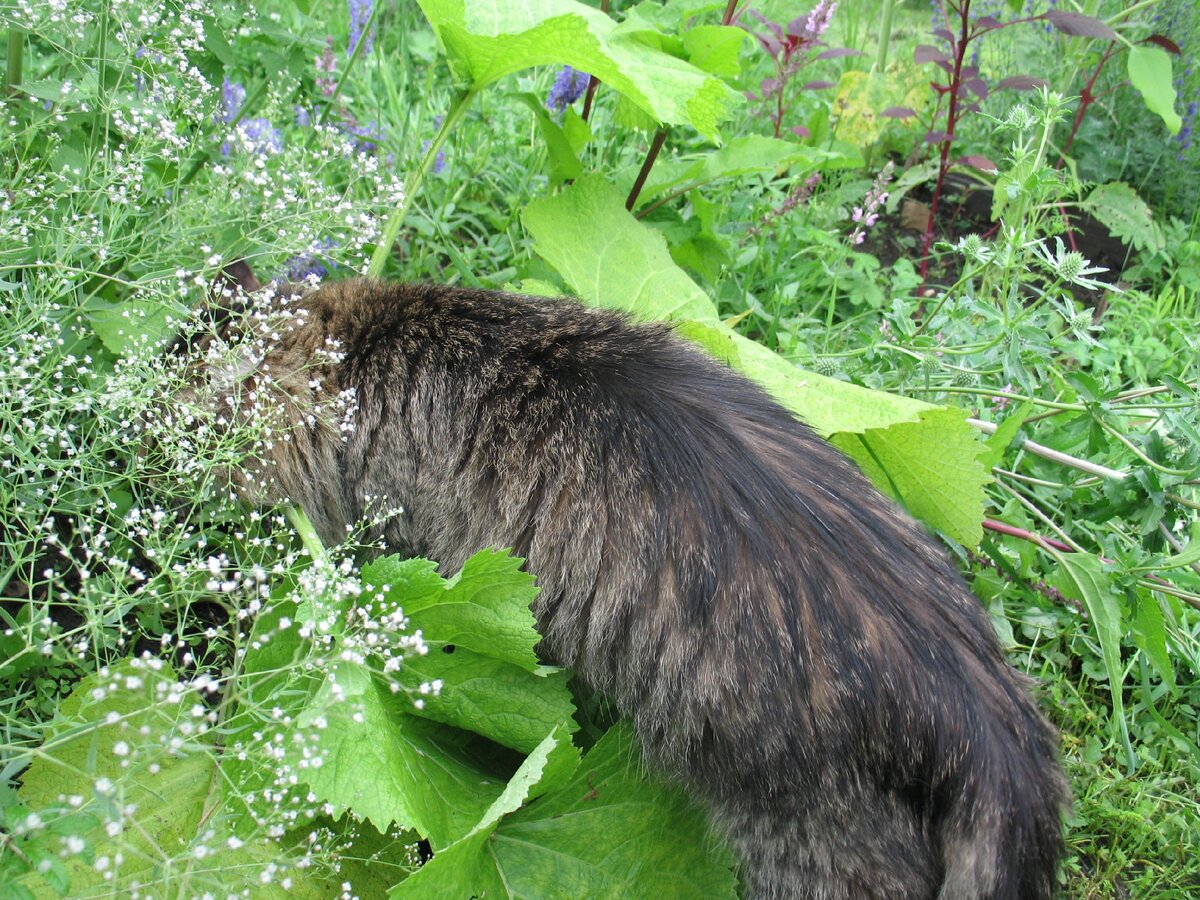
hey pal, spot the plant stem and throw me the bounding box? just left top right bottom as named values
left=369, top=86, right=478, bottom=277
left=919, top=0, right=972, bottom=285
left=968, top=417, right=1130, bottom=480
left=284, top=504, right=326, bottom=563
left=626, top=127, right=669, bottom=211
left=5, top=27, right=22, bottom=98
left=875, top=0, right=896, bottom=72
left=318, top=0, right=380, bottom=128
left=582, top=0, right=612, bottom=122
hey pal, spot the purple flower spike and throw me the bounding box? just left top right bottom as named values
left=220, top=77, right=245, bottom=124
left=546, top=66, right=591, bottom=113
left=348, top=0, right=376, bottom=57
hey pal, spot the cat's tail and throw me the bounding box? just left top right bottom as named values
left=937, top=702, right=1068, bottom=900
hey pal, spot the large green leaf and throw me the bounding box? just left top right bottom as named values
left=393, top=722, right=737, bottom=899
left=15, top=661, right=343, bottom=898
left=523, top=176, right=931, bottom=435
left=417, top=0, right=741, bottom=141
left=831, top=406, right=990, bottom=547
left=293, top=662, right=504, bottom=847
left=230, top=552, right=575, bottom=849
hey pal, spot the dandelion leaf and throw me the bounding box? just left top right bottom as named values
left=392, top=722, right=737, bottom=899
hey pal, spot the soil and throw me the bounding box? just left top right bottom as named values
left=862, top=172, right=1132, bottom=311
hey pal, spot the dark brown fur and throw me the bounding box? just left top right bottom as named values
left=198, top=278, right=1068, bottom=899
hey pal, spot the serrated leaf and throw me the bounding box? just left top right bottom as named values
left=1127, top=44, right=1182, bottom=134
left=417, top=0, right=741, bottom=142
left=296, top=663, right=503, bottom=847
left=398, top=647, right=576, bottom=753
left=523, top=175, right=936, bottom=439
left=1082, top=182, right=1165, bottom=254
left=393, top=723, right=736, bottom=900
left=1131, top=592, right=1175, bottom=690
left=365, top=550, right=542, bottom=672
left=830, top=406, right=989, bottom=546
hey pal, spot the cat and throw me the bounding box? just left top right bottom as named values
left=189, top=273, right=1068, bottom=899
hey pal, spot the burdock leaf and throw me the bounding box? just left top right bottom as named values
left=831, top=406, right=990, bottom=547
left=416, top=0, right=740, bottom=141
left=523, top=174, right=993, bottom=542
left=392, top=723, right=737, bottom=899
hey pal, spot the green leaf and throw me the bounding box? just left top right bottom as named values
left=630, top=135, right=860, bottom=206
left=681, top=24, right=748, bottom=78
left=246, top=551, right=578, bottom=848
left=515, top=92, right=583, bottom=185
left=1081, top=182, right=1165, bottom=255
left=292, top=661, right=504, bottom=847
left=1127, top=45, right=1182, bottom=135
left=393, top=723, right=736, bottom=900
left=363, top=550, right=542, bottom=672
left=523, top=175, right=722, bottom=323
left=14, top=660, right=329, bottom=898
left=831, top=406, right=990, bottom=546
left=1049, top=551, right=1133, bottom=763
left=979, top=400, right=1034, bottom=471
left=417, top=0, right=741, bottom=142
left=1131, top=592, right=1175, bottom=690
left=674, top=320, right=740, bottom=367
left=523, top=175, right=937, bottom=438
left=397, top=647, right=576, bottom=754
left=87, top=298, right=186, bottom=354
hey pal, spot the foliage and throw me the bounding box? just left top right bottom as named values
left=1, top=0, right=1198, bottom=897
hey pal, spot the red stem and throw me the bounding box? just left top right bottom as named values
left=919, top=0, right=972, bottom=285
left=581, top=0, right=612, bottom=122
left=1053, top=41, right=1117, bottom=251
left=626, top=128, right=669, bottom=211
left=983, top=519, right=1074, bottom=553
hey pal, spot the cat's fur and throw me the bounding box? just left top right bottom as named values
left=196, top=276, right=1067, bottom=899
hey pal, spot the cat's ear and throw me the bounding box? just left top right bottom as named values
left=210, top=259, right=262, bottom=305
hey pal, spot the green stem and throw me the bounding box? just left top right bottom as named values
left=7, top=27, right=24, bottom=97
left=317, top=0, right=380, bottom=127
left=285, top=504, right=327, bottom=563
left=875, top=0, right=895, bottom=72
left=368, top=86, right=478, bottom=277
